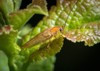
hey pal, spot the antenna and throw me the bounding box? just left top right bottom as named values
left=62, top=0, right=78, bottom=32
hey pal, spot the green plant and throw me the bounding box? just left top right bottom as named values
left=0, top=0, right=100, bottom=71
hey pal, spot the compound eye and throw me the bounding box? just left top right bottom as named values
left=59, top=27, right=63, bottom=32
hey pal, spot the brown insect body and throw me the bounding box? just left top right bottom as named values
left=22, top=26, right=62, bottom=48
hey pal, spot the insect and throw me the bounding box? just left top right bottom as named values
left=22, top=26, right=63, bottom=48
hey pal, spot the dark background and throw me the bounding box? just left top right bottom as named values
left=21, top=0, right=100, bottom=71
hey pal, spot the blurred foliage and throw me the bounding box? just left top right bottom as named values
left=27, top=56, right=56, bottom=71
left=0, top=0, right=100, bottom=71
left=0, top=50, right=9, bottom=71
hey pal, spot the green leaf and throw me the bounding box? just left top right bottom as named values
left=0, top=0, right=14, bottom=25
left=27, top=56, right=55, bottom=71
left=0, top=12, right=5, bottom=25
left=20, top=33, right=63, bottom=64
left=8, top=9, right=35, bottom=30
left=28, top=0, right=79, bottom=38
left=19, top=0, right=100, bottom=70
left=64, top=0, right=100, bottom=29
left=30, top=0, right=100, bottom=46
left=8, top=0, right=48, bottom=30
left=0, top=32, right=20, bottom=56
left=15, top=35, right=62, bottom=71
left=65, top=22, right=100, bottom=46
left=0, top=50, right=9, bottom=71
left=28, top=36, right=64, bottom=61
left=30, top=0, right=48, bottom=15
left=0, top=32, right=21, bottom=71
left=13, top=0, right=22, bottom=11
left=0, top=0, right=14, bottom=15
left=56, top=0, right=100, bottom=46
